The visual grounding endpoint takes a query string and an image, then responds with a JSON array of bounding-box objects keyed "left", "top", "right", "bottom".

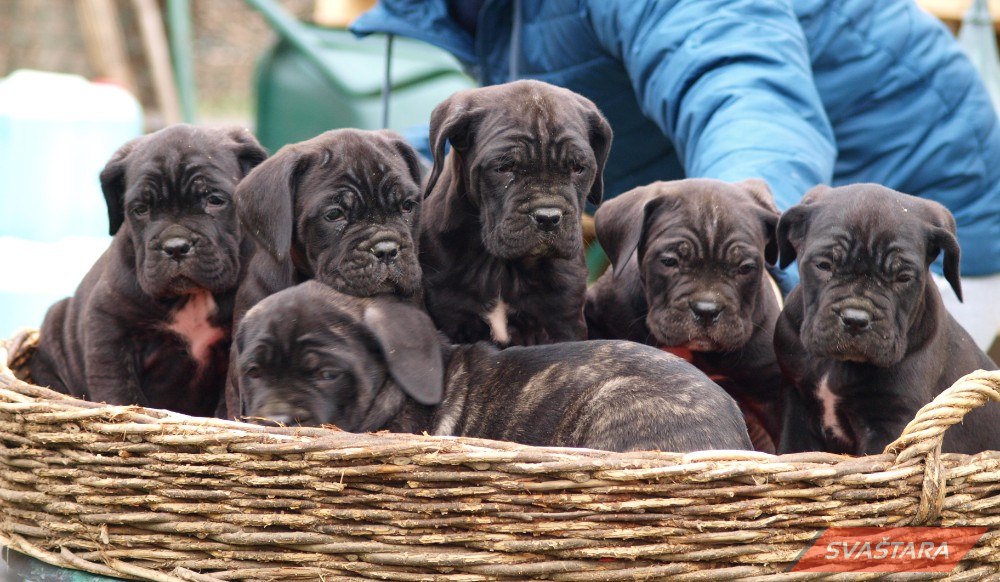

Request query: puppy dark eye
[
  {"left": 661, "top": 256, "right": 679, "bottom": 268},
  {"left": 131, "top": 203, "right": 149, "bottom": 217},
  {"left": 245, "top": 365, "right": 262, "bottom": 379},
  {"left": 815, "top": 260, "right": 833, "bottom": 272},
  {"left": 571, "top": 161, "right": 586, "bottom": 174},
  {"left": 495, "top": 161, "right": 515, "bottom": 174},
  {"left": 323, "top": 208, "right": 345, "bottom": 222},
  {"left": 896, "top": 272, "right": 913, "bottom": 283},
  {"left": 318, "top": 369, "right": 341, "bottom": 381},
  {"left": 206, "top": 193, "right": 227, "bottom": 207},
  {"left": 400, "top": 199, "right": 417, "bottom": 213},
  {"left": 736, "top": 262, "right": 756, "bottom": 276}
]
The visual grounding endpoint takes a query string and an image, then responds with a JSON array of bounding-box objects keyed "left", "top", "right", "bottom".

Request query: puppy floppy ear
[
  {"left": 425, "top": 91, "right": 482, "bottom": 197},
  {"left": 737, "top": 179, "right": 780, "bottom": 266},
  {"left": 363, "top": 301, "right": 444, "bottom": 406},
  {"left": 379, "top": 130, "right": 424, "bottom": 187},
  {"left": 235, "top": 147, "right": 308, "bottom": 262},
  {"left": 99, "top": 137, "right": 141, "bottom": 235},
  {"left": 919, "top": 200, "right": 963, "bottom": 302},
  {"left": 776, "top": 185, "right": 829, "bottom": 269},
  {"left": 776, "top": 205, "right": 809, "bottom": 269},
  {"left": 225, "top": 127, "right": 268, "bottom": 178},
  {"left": 594, "top": 185, "right": 666, "bottom": 277},
  {"left": 583, "top": 106, "right": 613, "bottom": 206}
]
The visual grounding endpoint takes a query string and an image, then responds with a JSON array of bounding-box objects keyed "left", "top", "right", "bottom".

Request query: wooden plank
[
  {"left": 132, "top": 0, "right": 183, "bottom": 125},
  {"left": 74, "top": 0, "right": 137, "bottom": 93}
]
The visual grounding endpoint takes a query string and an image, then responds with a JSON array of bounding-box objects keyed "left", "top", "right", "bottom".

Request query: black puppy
[
  {"left": 420, "top": 80, "right": 612, "bottom": 346},
  {"left": 586, "top": 179, "right": 785, "bottom": 452},
  {"left": 235, "top": 282, "right": 752, "bottom": 453},
  {"left": 223, "top": 129, "right": 424, "bottom": 418},
  {"left": 29, "top": 125, "right": 267, "bottom": 416},
  {"left": 775, "top": 184, "right": 999, "bottom": 455},
  {"left": 234, "top": 128, "right": 424, "bottom": 312}
]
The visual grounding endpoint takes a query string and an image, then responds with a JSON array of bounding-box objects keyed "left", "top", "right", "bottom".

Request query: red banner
[{"left": 790, "top": 527, "right": 988, "bottom": 573}]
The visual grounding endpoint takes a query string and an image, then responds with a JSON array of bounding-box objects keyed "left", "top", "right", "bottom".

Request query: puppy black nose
[
  {"left": 689, "top": 300, "right": 724, "bottom": 323},
  {"left": 530, "top": 207, "right": 562, "bottom": 232},
  {"left": 371, "top": 240, "right": 400, "bottom": 263},
  {"left": 839, "top": 308, "right": 872, "bottom": 332},
  {"left": 264, "top": 413, "right": 294, "bottom": 426},
  {"left": 162, "top": 237, "right": 193, "bottom": 260}
]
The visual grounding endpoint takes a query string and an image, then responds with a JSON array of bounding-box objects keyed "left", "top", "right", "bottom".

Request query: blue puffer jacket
[{"left": 353, "top": 0, "right": 1000, "bottom": 277}]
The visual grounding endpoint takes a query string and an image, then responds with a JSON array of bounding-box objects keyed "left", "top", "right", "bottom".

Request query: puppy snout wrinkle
[
  {"left": 370, "top": 240, "right": 400, "bottom": 263},
  {"left": 837, "top": 307, "right": 872, "bottom": 333},
  {"left": 162, "top": 237, "right": 193, "bottom": 260},
  {"left": 530, "top": 207, "right": 563, "bottom": 232}
]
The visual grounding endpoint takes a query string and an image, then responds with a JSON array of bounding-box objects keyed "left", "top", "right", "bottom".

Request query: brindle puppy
[
  {"left": 775, "top": 184, "right": 999, "bottom": 455},
  {"left": 234, "top": 282, "right": 752, "bottom": 453},
  {"left": 29, "top": 125, "right": 267, "bottom": 416},
  {"left": 223, "top": 129, "right": 425, "bottom": 418},
  {"left": 420, "top": 80, "right": 612, "bottom": 346},
  {"left": 586, "top": 179, "right": 784, "bottom": 452}
]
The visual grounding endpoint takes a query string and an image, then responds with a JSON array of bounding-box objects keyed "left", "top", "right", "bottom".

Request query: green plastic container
[{"left": 254, "top": 26, "right": 473, "bottom": 153}]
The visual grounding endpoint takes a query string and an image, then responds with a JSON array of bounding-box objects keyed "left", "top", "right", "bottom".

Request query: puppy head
[
  {"left": 235, "top": 281, "right": 444, "bottom": 429},
  {"left": 596, "top": 179, "right": 779, "bottom": 352},
  {"left": 777, "top": 184, "right": 962, "bottom": 367},
  {"left": 235, "top": 129, "right": 424, "bottom": 298},
  {"left": 100, "top": 125, "right": 267, "bottom": 298},
  {"left": 425, "top": 80, "right": 612, "bottom": 259}
]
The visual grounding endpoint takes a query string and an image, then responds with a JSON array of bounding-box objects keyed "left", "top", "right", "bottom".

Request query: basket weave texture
[{"left": 2, "top": 331, "right": 1000, "bottom": 581}]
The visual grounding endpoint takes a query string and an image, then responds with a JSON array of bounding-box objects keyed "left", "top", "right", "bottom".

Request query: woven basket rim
[
  {"left": 4, "top": 329, "right": 1000, "bottom": 580},
  {"left": 4, "top": 329, "right": 997, "bottom": 467}
]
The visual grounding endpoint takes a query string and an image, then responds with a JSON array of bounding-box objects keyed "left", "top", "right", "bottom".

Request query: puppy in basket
[
  {"left": 29, "top": 125, "right": 267, "bottom": 417},
  {"left": 232, "top": 281, "right": 753, "bottom": 453},
  {"left": 223, "top": 129, "right": 426, "bottom": 418},
  {"left": 775, "top": 184, "right": 999, "bottom": 455}
]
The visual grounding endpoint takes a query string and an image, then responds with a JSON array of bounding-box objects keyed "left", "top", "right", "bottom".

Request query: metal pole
[
  {"left": 167, "top": 0, "right": 197, "bottom": 122},
  {"left": 381, "top": 34, "right": 394, "bottom": 129}
]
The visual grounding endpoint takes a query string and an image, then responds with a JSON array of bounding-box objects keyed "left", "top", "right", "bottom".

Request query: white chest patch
[
  {"left": 483, "top": 298, "right": 510, "bottom": 345},
  {"left": 167, "top": 290, "right": 225, "bottom": 368},
  {"left": 816, "top": 373, "right": 849, "bottom": 443}
]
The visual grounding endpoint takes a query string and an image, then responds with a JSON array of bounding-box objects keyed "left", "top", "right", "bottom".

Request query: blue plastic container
[{"left": 0, "top": 70, "right": 142, "bottom": 336}]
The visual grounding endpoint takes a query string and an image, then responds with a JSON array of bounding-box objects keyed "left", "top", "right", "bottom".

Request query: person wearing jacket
[{"left": 352, "top": 0, "right": 1000, "bottom": 349}]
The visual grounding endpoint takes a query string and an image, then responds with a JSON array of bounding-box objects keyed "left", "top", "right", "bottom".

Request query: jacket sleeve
[{"left": 586, "top": 0, "right": 836, "bottom": 210}]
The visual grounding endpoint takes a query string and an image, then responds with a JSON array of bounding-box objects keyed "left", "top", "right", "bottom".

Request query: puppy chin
[
  {"left": 648, "top": 310, "right": 751, "bottom": 353},
  {"left": 802, "top": 319, "right": 905, "bottom": 368},
  {"left": 140, "top": 266, "right": 236, "bottom": 298},
  {"left": 138, "top": 252, "right": 238, "bottom": 298}
]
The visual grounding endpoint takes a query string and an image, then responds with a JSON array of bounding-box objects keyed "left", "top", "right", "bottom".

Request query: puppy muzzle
[
  {"left": 646, "top": 288, "right": 751, "bottom": 352},
  {"left": 324, "top": 234, "right": 422, "bottom": 298},
  {"left": 487, "top": 198, "right": 580, "bottom": 259},
  {"left": 139, "top": 221, "right": 240, "bottom": 297},
  {"left": 247, "top": 399, "right": 317, "bottom": 427},
  {"left": 804, "top": 299, "right": 903, "bottom": 366}
]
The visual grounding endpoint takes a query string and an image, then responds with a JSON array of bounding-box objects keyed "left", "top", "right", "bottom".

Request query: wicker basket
[{"left": 2, "top": 331, "right": 1000, "bottom": 581}]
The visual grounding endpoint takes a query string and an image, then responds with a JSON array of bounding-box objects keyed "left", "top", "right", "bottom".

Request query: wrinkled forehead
[
  {"left": 241, "top": 291, "right": 372, "bottom": 354},
  {"left": 475, "top": 95, "right": 590, "bottom": 153},
  {"left": 646, "top": 188, "right": 764, "bottom": 245},
  {"left": 126, "top": 136, "right": 241, "bottom": 189},
  {"left": 805, "top": 207, "right": 927, "bottom": 264},
  {"left": 298, "top": 139, "right": 415, "bottom": 198}
]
